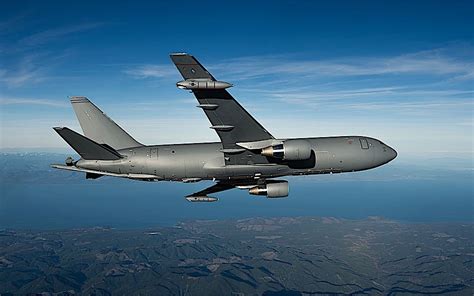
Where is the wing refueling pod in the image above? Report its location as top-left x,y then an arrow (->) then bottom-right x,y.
177,79 -> 232,90
185,196 -> 219,202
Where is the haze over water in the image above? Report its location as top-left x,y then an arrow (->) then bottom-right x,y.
1,153 -> 471,229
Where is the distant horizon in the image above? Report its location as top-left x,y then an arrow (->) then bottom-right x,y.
1,151 -> 472,229
1,215 -> 473,232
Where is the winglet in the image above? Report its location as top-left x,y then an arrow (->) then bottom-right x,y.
170,53 -> 215,80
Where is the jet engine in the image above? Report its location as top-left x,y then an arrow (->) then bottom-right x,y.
261,139 -> 312,160
249,181 -> 289,198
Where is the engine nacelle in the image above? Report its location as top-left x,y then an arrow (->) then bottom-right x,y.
261,139 -> 312,161
249,181 -> 289,198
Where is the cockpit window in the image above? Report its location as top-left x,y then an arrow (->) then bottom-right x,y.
360,138 -> 369,149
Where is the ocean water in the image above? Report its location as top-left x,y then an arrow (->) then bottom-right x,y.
0,153 -> 472,229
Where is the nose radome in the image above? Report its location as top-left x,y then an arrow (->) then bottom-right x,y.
371,140 -> 397,167
389,146 -> 397,161
383,145 -> 397,164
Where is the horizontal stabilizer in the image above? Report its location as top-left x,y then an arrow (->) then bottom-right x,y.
53,127 -> 122,160
51,164 -> 161,180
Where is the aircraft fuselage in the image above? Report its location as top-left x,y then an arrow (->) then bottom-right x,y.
76,136 -> 397,182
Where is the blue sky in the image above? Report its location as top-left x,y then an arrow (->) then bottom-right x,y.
0,1 -> 473,158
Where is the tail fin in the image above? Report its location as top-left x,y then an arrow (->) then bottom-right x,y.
70,96 -> 142,150
54,127 -> 122,160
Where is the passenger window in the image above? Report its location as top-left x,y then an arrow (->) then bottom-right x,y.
360,138 -> 369,149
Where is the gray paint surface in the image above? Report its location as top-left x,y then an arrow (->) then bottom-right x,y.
72,136 -> 395,180
52,54 -> 397,199
70,96 -> 142,150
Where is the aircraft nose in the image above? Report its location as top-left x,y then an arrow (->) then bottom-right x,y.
387,146 -> 397,162
375,142 -> 397,166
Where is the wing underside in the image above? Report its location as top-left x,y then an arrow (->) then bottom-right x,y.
186,178 -> 265,199
186,182 -> 236,197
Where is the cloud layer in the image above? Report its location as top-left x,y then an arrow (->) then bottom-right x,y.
125,48 -> 474,81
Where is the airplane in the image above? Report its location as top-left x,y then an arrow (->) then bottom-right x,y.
52,53 -> 397,202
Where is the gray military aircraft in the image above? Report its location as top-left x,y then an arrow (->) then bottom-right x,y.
52,53 -> 397,202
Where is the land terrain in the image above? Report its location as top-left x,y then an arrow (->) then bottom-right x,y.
0,217 -> 472,295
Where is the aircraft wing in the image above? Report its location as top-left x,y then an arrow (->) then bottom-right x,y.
170,53 -> 274,165
185,179 -> 264,201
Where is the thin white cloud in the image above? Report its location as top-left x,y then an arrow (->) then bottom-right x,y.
19,22 -> 103,46
342,100 -> 474,111
0,67 -> 43,87
449,71 -> 474,81
0,12 -> 29,35
0,97 -> 68,107
0,50 -> 72,87
267,88 -> 474,102
123,65 -> 176,79
265,88 -> 474,115
0,56 -> 45,87
0,59 -> 44,87
124,48 -> 474,81
0,22 -> 103,87
267,87 -> 402,100
228,48 -> 473,79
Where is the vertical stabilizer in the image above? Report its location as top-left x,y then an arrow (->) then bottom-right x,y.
70,97 -> 142,150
